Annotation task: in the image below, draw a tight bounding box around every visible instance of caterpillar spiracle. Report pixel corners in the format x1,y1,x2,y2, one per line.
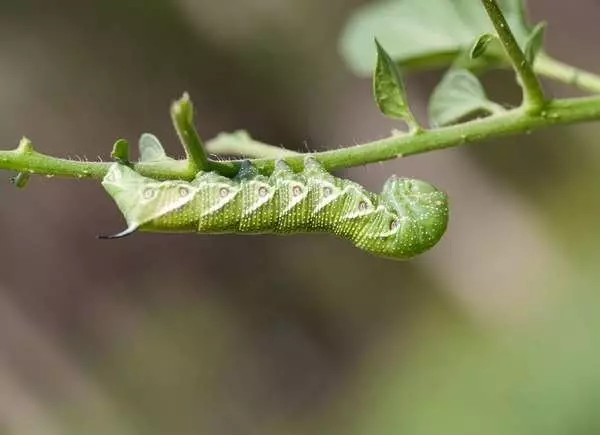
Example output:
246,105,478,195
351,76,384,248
100,157,449,260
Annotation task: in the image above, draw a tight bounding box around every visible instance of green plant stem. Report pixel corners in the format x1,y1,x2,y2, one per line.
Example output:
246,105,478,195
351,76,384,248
170,93,210,172
480,0,546,110
6,95,600,181
534,53,600,94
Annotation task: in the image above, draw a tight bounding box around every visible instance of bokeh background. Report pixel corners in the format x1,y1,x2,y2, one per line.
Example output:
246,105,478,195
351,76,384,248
1,1,600,434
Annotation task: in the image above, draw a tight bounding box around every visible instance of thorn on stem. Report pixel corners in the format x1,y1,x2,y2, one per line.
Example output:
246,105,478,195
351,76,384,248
17,137,34,154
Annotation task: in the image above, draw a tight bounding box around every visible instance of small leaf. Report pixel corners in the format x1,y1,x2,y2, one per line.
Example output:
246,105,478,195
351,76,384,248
428,69,503,127
138,133,172,163
523,21,546,65
470,33,497,59
340,0,534,76
373,40,419,128
10,172,30,189
111,139,130,164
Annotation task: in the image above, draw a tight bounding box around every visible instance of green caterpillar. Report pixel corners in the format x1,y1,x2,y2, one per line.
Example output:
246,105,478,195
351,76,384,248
100,157,449,260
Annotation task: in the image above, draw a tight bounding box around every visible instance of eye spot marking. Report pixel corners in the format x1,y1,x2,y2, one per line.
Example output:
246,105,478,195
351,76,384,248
358,200,368,211
219,187,230,198
390,220,399,231
178,186,191,197
142,187,156,200
258,186,269,197
292,185,303,197
323,186,333,197
105,173,115,182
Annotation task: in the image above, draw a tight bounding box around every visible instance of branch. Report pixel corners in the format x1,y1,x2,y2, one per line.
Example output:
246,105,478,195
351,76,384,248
480,0,546,110
170,93,210,172
5,95,600,181
534,53,600,94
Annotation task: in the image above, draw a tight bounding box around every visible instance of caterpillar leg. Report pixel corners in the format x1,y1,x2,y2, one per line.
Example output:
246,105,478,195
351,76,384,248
271,156,325,177
235,159,260,181
270,155,326,177
302,155,328,175
271,158,294,176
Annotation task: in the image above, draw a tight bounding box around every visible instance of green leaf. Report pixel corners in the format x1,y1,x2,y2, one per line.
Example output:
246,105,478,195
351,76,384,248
138,133,173,163
523,21,546,64
470,33,498,59
373,40,419,128
340,0,532,76
428,69,504,127
111,138,130,164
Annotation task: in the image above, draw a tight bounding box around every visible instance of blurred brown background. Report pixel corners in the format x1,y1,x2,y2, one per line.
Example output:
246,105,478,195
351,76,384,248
1,1,600,434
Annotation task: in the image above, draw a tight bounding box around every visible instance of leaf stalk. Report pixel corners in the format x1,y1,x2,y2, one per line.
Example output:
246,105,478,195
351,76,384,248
480,0,546,110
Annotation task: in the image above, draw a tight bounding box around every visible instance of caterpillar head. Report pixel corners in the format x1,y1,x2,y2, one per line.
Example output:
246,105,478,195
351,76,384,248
101,164,198,238
375,176,449,259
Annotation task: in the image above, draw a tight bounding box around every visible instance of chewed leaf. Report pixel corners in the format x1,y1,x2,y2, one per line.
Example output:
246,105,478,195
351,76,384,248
340,0,533,76
373,40,419,129
138,133,174,163
428,69,504,127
